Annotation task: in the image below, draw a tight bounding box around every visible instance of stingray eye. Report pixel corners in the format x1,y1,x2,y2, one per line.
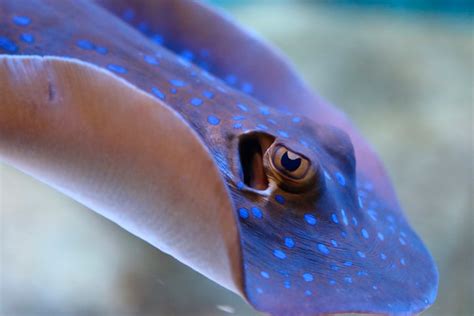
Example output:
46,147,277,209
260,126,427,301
273,146,308,178
267,145,317,192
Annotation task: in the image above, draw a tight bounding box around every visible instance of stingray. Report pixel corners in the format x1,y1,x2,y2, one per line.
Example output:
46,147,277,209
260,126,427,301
0,1,438,315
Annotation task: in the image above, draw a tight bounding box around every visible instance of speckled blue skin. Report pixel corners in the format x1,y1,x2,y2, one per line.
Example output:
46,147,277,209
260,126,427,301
0,1,438,315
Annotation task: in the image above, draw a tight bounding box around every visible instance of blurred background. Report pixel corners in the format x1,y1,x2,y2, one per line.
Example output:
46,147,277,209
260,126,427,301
1,1,472,315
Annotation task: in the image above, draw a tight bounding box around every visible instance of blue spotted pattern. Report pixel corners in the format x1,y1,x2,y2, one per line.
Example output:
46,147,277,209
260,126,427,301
20,33,34,43
284,237,295,248
0,36,18,52
273,249,286,260
251,206,263,219
151,87,165,100
1,5,437,314
190,97,203,106
107,64,127,74
12,15,31,26
207,115,220,125
304,214,317,225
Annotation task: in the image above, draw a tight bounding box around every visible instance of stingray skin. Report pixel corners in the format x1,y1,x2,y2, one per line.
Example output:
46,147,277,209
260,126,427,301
0,1,438,315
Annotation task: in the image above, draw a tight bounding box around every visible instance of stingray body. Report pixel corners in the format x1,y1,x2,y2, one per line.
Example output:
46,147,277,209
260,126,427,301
0,1,438,315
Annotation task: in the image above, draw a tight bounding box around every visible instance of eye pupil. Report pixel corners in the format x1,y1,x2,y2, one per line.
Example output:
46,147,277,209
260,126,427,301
281,151,302,172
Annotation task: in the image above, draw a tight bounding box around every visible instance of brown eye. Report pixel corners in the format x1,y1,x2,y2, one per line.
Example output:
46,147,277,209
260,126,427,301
273,146,310,179
265,145,317,192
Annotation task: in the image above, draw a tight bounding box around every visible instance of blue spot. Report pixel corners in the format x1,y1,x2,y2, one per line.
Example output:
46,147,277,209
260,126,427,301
273,249,286,259
151,87,165,100
236,181,245,190
357,270,369,276
13,15,31,26
259,107,270,115
329,280,337,285
144,55,159,65
0,37,18,53
292,116,301,123
275,195,285,205
372,285,378,290
377,232,385,241
207,115,220,125
361,229,369,239
203,90,214,99
352,216,359,226
190,98,203,106
341,231,347,238
122,8,135,21
299,139,309,147
331,213,339,224
277,130,289,138
241,82,253,93
169,88,177,94
233,123,242,129
256,287,263,294
368,209,378,221
335,172,346,186
256,124,268,130
305,290,312,296
251,207,263,219
284,237,295,248
358,195,364,208
95,46,108,55
107,64,127,74
304,214,317,225
170,79,186,87
237,103,248,112
357,251,366,258
344,276,353,284
180,49,194,61
150,34,164,45
302,273,314,282
331,240,338,247
399,237,406,245
400,258,406,265
340,209,349,226
381,253,387,260
260,271,270,279
238,208,249,219
317,244,330,255
199,49,210,58
233,115,245,121
225,74,237,85
284,280,291,288
19,33,34,43
344,261,353,267
324,170,332,180
137,21,149,33
76,39,94,50
331,264,340,271
400,231,407,238
267,118,277,125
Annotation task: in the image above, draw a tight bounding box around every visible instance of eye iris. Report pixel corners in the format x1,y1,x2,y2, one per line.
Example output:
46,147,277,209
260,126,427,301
281,151,302,172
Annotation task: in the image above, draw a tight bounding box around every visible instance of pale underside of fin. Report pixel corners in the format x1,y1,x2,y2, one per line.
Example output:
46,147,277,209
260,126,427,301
0,55,243,295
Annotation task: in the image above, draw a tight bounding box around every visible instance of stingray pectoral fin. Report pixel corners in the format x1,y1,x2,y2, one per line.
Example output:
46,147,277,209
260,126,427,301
95,0,324,112
0,55,243,294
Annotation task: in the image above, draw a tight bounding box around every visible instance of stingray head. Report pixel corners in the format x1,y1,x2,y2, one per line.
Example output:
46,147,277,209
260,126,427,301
222,115,438,315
